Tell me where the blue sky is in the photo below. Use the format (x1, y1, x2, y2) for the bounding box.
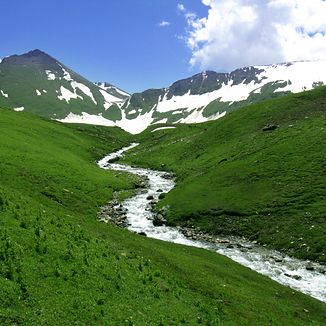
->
(1, 0, 208, 94)
(2, 0, 326, 94)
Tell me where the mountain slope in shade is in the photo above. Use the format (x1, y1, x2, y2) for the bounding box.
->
(0, 49, 130, 122)
(1, 50, 325, 134)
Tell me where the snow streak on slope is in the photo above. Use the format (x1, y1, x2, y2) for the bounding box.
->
(96, 82, 130, 98)
(60, 112, 115, 127)
(1, 90, 9, 98)
(156, 60, 326, 114)
(99, 89, 126, 109)
(58, 86, 83, 103)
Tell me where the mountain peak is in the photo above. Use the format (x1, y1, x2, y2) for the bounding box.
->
(25, 49, 49, 58)
(1, 49, 56, 65)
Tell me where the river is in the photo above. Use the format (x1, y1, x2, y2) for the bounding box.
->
(98, 143, 326, 303)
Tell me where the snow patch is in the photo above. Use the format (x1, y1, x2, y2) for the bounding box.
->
(172, 110, 183, 115)
(115, 88, 130, 97)
(58, 86, 83, 103)
(156, 90, 224, 114)
(202, 71, 208, 81)
(45, 70, 56, 80)
(58, 112, 115, 127)
(177, 109, 226, 124)
(125, 98, 131, 109)
(71, 81, 97, 105)
(61, 66, 72, 81)
(96, 83, 130, 98)
(1, 90, 8, 98)
(96, 82, 107, 90)
(151, 126, 176, 132)
(57, 109, 153, 134)
(57, 82, 97, 105)
(99, 89, 126, 110)
(116, 110, 154, 134)
(99, 89, 123, 104)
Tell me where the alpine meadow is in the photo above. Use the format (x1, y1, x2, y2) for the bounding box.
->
(0, 49, 326, 325)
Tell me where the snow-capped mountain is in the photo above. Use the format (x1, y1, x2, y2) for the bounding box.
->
(116, 61, 325, 133)
(0, 50, 325, 134)
(0, 49, 130, 122)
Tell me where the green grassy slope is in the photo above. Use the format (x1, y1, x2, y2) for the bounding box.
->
(122, 86, 326, 263)
(1, 107, 325, 324)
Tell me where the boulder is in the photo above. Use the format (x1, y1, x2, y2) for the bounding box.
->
(263, 124, 277, 131)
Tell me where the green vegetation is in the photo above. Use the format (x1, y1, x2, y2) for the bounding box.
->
(122, 86, 326, 263)
(102, 103, 123, 121)
(0, 50, 127, 120)
(1, 89, 326, 325)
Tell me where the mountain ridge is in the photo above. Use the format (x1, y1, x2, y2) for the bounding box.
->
(0, 49, 325, 133)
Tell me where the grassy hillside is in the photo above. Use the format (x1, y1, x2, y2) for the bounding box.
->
(122, 86, 326, 263)
(1, 107, 325, 324)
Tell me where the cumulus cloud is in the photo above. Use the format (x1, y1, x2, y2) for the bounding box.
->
(158, 20, 171, 27)
(180, 0, 326, 71)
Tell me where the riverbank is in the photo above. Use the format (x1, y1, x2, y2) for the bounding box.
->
(98, 145, 326, 303)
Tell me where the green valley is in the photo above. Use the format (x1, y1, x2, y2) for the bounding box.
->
(0, 85, 326, 325)
(122, 86, 326, 263)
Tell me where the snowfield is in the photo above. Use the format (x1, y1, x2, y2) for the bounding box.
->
(58, 110, 154, 134)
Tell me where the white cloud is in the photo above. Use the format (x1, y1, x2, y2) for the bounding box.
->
(158, 20, 171, 27)
(177, 4, 186, 12)
(180, 0, 326, 71)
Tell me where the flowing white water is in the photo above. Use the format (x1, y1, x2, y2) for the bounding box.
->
(98, 144, 326, 303)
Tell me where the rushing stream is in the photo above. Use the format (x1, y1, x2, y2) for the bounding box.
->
(98, 144, 326, 303)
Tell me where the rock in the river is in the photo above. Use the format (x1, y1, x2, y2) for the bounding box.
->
(284, 273, 302, 280)
(306, 263, 314, 271)
(153, 213, 168, 226)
